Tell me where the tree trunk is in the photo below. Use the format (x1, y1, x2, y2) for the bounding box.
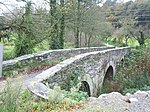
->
(84, 33, 88, 47)
(49, 0, 59, 49)
(79, 32, 82, 47)
(75, 27, 80, 48)
(88, 33, 92, 47)
(59, 0, 65, 49)
(138, 31, 145, 45)
(75, 0, 80, 48)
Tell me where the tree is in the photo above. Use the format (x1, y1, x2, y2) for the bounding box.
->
(13, 0, 49, 56)
(132, 1, 150, 45)
(113, 17, 135, 46)
(47, 0, 68, 49)
(49, 0, 59, 49)
(125, 0, 150, 45)
(104, 0, 150, 46)
(14, 0, 35, 56)
(65, 0, 105, 47)
(59, 0, 65, 49)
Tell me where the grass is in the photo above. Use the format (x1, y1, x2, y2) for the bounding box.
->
(102, 36, 150, 47)
(3, 44, 15, 60)
(122, 38, 139, 46)
(2, 42, 48, 61)
(145, 38, 150, 47)
(33, 40, 49, 53)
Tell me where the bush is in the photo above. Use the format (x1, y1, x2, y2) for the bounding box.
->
(123, 85, 150, 94)
(116, 46, 150, 94)
(63, 87, 88, 102)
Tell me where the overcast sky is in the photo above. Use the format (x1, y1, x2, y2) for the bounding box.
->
(0, 0, 47, 15)
(0, 0, 134, 15)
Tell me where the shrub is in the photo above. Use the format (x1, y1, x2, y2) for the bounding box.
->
(116, 46, 150, 94)
(63, 86, 88, 102)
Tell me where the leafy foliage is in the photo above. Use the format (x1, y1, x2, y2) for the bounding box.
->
(18, 86, 87, 112)
(14, 1, 35, 56)
(0, 81, 87, 112)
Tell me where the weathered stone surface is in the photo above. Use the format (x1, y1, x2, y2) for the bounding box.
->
(133, 90, 149, 100)
(29, 47, 130, 96)
(3, 46, 114, 70)
(79, 90, 150, 112)
(28, 82, 65, 101)
(128, 98, 138, 103)
(28, 82, 49, 99)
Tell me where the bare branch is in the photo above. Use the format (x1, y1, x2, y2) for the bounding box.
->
(0, 2, 17, 18)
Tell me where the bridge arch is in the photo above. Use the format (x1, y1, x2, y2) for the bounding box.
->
(105, 60, 116, 78)
(79, 81, 91, 96)
(104, 66, 114, 80)
(101, 65, 114, 94)
(80, 74, 94, 96)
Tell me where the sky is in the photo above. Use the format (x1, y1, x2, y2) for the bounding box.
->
(0, 0, 47, 15)
(0, 0, 134, 15)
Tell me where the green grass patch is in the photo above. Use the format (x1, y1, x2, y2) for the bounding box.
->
(122, 38, 139, 46)
(3, 44, 15, 60)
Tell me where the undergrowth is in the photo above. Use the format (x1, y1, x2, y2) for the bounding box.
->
(0, 81, 87, 112)
(18, 85, 87, 112)
(0, 80, 21, 112)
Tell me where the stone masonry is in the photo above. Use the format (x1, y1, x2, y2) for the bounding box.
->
(28, 47, 130, 96)
(3, 46, 114, 71)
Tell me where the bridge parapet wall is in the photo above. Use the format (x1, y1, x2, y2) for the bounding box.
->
(29, 47, 130, 96)
(2, 46, 114, 71)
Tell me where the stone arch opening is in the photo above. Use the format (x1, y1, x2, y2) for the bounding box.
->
(104, 66, 113, 81)
(101, 66, 114, 94)
(79, 81, 91, 96)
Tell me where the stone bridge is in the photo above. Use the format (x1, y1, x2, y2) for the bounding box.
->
(3, 47, 129, 96)
(28, 47, 129, 97)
